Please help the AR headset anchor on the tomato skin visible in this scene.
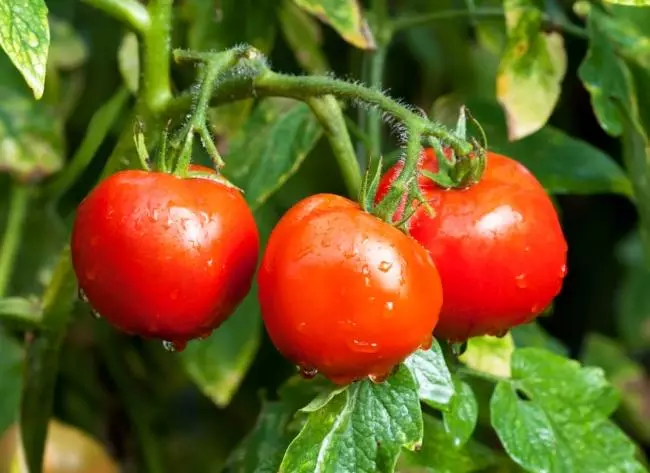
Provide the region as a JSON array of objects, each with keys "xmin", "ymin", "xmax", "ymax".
[
  {"xmin": 257, "ymin": 193, "xmax": 442, "ymax": 385},
  {"xmin": 376, "ymin": 150, "xmax": 568, "ymax": 341},
  {"xmin": 71, "ymin": 169, "xmax": 259, "ymax": 343}
]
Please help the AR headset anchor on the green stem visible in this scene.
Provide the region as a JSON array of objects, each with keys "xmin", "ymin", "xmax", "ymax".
[
  {"xmin": 365, "ymin": 0, "xmax": 391, "ymax": 159},
  {"xmin": 0, "ymin": 297, "xmax": 43, "ymax": 328},
  {"xmin": 0, "ymin": 183, "xmax": 30, "ymax": 298},
  {"xmin": 307, "ymin": 96, "xmax": 363, "ymax": 197},
  {"xmin": 392, "ymin": 6, "xmax": 588, "ymax": 38},
  {"xmin": 142, "ymin": 0, "xmax": 173, "ymax": 113},
  {"xmin": 82, "ymin": 0, "xmax": 150, "ymax": 34}
]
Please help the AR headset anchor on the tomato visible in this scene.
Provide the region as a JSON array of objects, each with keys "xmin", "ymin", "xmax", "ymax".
[
  {"xmin": 257, "ymin": 193, "xmax": 442, "ymax": 385},
  {"xmin": 71, "ymin": 167, "xmax": 259, "ymax": 348},
  {"xmin": 376, "ymin": 150, "xmax": 568, "ymax": 341}
]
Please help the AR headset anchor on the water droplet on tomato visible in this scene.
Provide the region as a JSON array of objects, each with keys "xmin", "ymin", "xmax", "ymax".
[
  {"xmin": 151, "ymin": 209, "xmax": 160, "ymax": 222},
  {"xmin": 515, "ymin": 274, "xmax": 527, "ymax": 288},
  {"xmin": 560, "ymin": 264, "xmax": 568, "ymax": 278},
  {"xmin": 299, "ymin": 366, "xmax": 318, "ymax": 379},
  {"xmin": 162, "ymin": 340, "xmax": 187, "ymax": 352},
  {"xmin": 378, "ymin": 261, "xmax": 392, "ymax": 272},
  {"xmin": 385, "ymin": 301, "xmax": 394, "ymax": 311},
  {"xmin": 361, "ymin": 265, "xmax": 370, "ymax": 276},
  {"xmin": 349, "ymin": 339, "xmax": 379, "ymax": 353},
  {"xmin": 90, "ymin": 309, "xmax": 101, "ymax": 320},
  {"xmin": 78, "ymin": 288, "xmax": 89, "ymax": 303},
  {"xmin": 368, "ymin": 370, "xmax": 391, "ymax": 384}
]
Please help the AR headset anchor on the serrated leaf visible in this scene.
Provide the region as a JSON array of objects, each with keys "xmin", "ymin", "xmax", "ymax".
[
  {"xmin": 279, "ymin": 0, "xmax": 329, "ymax": 74},
  {"xmin": 0, "ymin": 0, "xmax": 49, "ymax": 99},
  {"xmin": 279, "ymin": 365, "xmax": 422, "ymax": 473},
  {"xmin": 432, "ymin": 96, "xmax": 633, "ymax": 197},
  {"xmin": 118, "ymin": 33, "xmax": 139, "ymax": 93},
  {"xmin": 224, "ymin": 401, "xmax": 296, "ymax": 473},
  {"xmin": 459, "ymin": 333, "xmax": 515, "ymax": 379},
  {"xmin": 0, "ymin": 330, "xmax": 23, "ymax": 435},
  {"xmin": 293, "ymin": 0, "xmax": 375, "ymax": 50},
  {"xmin": 511, "ymin": 322, "xmax": 568, "ymax": 356},
  {"xmin": 398, "ymin": 413, "xmax": 503, "ymax": 473},
  {"xmin": 443, "ymin": 379, "xmax": 478, "ymax": 448},
  {"xmin": 403, "ymin": 342, "xmax": 455, "ymax": 411},
  {"xmin": 497, "ymin": 0, "xmax": 567, "ymax": 140},
  {"xmin": 224, "ymin": 99, "xmax": 323, "ymax": 209},
  {"xmin": 0, "ymin": 53, "xmax": 64, "ymax": 181},
  {"xmin": 491, "ymin": 348, "xmax": 644, "ymax": 473}
]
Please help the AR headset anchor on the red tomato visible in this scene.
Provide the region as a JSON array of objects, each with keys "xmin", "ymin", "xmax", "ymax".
[
  {"xmin": 71, "ymin": 168, "xmax": 259, "ymax": 347},
  {"xmin": 257, "ymin": 193, "xmax": 442, "ymax": 385},
  {"xmin": 376, "ymin": 150, "xmax": 568, "ymax": 341}
]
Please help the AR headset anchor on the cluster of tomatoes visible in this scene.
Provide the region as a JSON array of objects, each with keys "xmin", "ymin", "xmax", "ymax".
[{"xmin": 71, "ymin": 149, "xmax": 567, "ymax": 385}]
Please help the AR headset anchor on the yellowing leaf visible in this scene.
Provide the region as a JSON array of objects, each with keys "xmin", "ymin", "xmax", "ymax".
[
  {"xmin": 293, "ymin": 0, "xmax": 375, "ymax": 50},
  {"xmin": 497, "ymin": 1, "xmax": 567, "ymax": 140}
]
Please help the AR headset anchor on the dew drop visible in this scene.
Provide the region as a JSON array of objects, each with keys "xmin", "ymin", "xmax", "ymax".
[
  {"xmin": 299, "ymin": 366, "xmax": 319, "ymax": 379},
  {"xmin": 419, "ymin": 333, "xmax": 433, "ymax": 351},
  {"xmin": 560, "ymin": 264, "xmax": 568, "ymax": 278},
  {"xmin": 90, "ymin": 309, "xmax": 102, "ymax": 320},
  {"xmin": 349, "ymin": 339, "xmax": 379, "ymax": 353},
  {"xmin": 162, "ymin": 340, "xmax": 187, "ymax": 352},
  {"xmin": 361, "ymin": 265, "xmax": 370, "ymax": 276},
  {"xmin": 368, "ymin": 371, "xmax": 391, "ymax": 384},
  {"xmin": 78, "ymin": 288, "xmax": 89, "ymax": 303},
  {"xmin": 515, "ymin": 274, "xmax": 527, "ymax": 289},
  {"xmin": 378, "ymin": 261, "xmax": 393, "ymax": 272},
  {"xmin": 364, "ymin": 276, "xmax": 371, "ymax": 287},
  {"xmin": 385, "ymin": 301, "xmax": 394, "ymax": 311},
  {"xmin": 151, "ymin": 209, "xmax": 160, "ymax": 222}
]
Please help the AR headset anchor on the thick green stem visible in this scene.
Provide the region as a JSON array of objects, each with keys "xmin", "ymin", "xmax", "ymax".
[
  {"xmin": 307, "ymin": 96, "xmax": 363, "ymax": 197},
  {"xmin": 0, "ymin": 183, "xmax": 30, "ymax": 298},
  {"xmin": 142, "ymin": 0, "xmax": 173, "ymax": 113},
  {"xmin": 82, "ymin": 0, "xmax": 150, "ymax": 33}
]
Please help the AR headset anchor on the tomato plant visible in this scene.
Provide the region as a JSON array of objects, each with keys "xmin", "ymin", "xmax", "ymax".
[
  {"xmin": 0, "ymin": 1, "xmax": 649, "ymax": 473},
  {"xmin": 376, "ymin": 149, "xmax": 568, "ymax": 341},
  {"xmin": 258, "ymin": 193, "xmax": 441, "ymax": 385}
]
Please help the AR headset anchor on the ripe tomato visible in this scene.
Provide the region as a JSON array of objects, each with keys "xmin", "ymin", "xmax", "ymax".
[
  {"xmin": 257, "ymin": 193, "xmax": 442, "ymax": 385},
  {"xmin": 376, "ymin": 150, "xmax": 568, "ymax": 341},
  {"xmin": 71, "ymin": 167, "xmax": 259, "ymax": 348}
]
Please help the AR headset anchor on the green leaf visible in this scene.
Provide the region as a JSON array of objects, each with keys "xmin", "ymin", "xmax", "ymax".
[
  {"xmin": 0, "ymin": 52, "xmax": 64, "ymax": 181},
  {"xmin": 292, "ymin": 0, "xmax": 375, "ymax": 50},
  {"xmin": 403, "ymin": 341, "xmax": 455, "ymax": 411},
  {"xmin": 460, "ymin": 333, "xmax": 515, "ymax": 379},
  {"xmin": 279, "ymin": 365, "xmax": 422, "ymax": 473},
  {"xmin": 491, "ymin": 348, "xmax": 645, "ymax": 472},
  {"xmin": 224, "ymin": 99, "xmax": 323, "ymax": 209},
  {"xmin": 497, "ymin": 0, "xmax": 567, "ymax": 139},
  {"xmin": 491, "ymin": 382, "xmax": 559, "ymax": 473},
  {"xmin": 180, "ymin": 290, "xmax": 261, "ymax": 408},
  {"xmin": 616, "ymin": 231, "xmax": 650, "ymax": 350},
  {"xmin": 398, "ymin": 413, "xmax": 503, "ymax": 473},
  {"xmin": 0, "ymin": 297, "xmax": 41, "ymax": 327},
  {"xmin": 581, "ymin": 333, "xmax": 650, "ymax": 443},
  {"xmin": 279, "ymin": 0, "xmax": 329, "ymax": 74},
  {"xmin": 0, "ymin": 0, "xmax": 49, "ymax": 99},
  {"xmin": 224, "ymin": 401, "xmax": 297, "ymax": 473},
  {"xmin": 118, "ymin": 32, "xmax": 139, "ymax": 93},
  {"xmin": 578, "ymin": 12, "xmax": 633, "ymax": 136},
  {"xmin": 432, "ymin": 96, "xmax": 633, "ymax": 197},
  {"xmin": 0, "ymin": 329, "xmax": 23, "ymax": 435},
  {"xmin": 442, "ymin": 379, "xmax": 478, "ymax": 448},
  {"xmin": 511, "ymin": 322, "xmax": 568, "ymax": 356}
]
